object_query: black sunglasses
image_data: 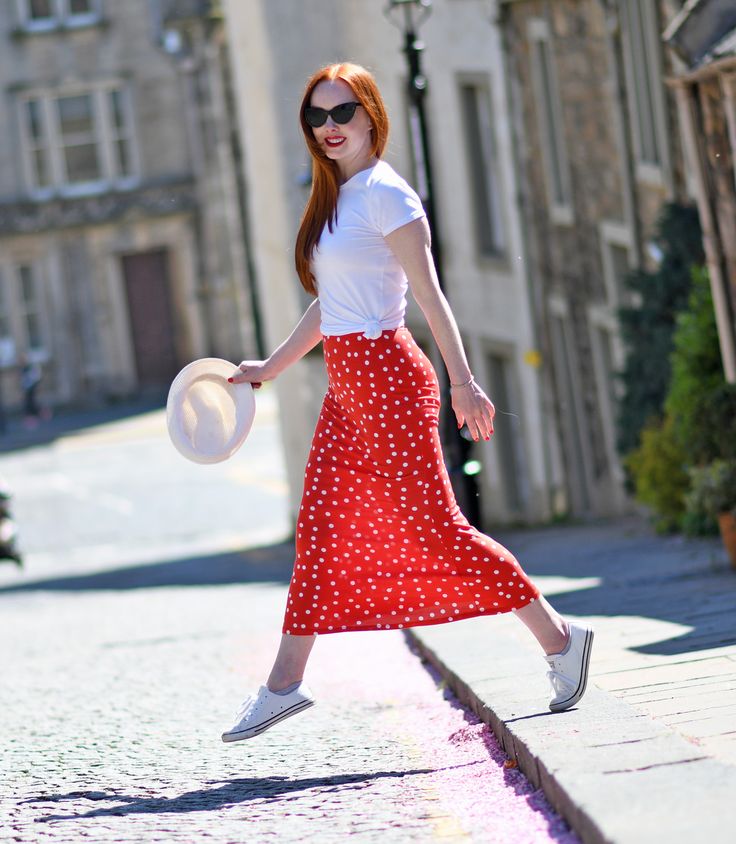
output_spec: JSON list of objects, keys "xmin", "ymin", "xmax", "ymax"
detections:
[{"xmin": 304, "ymin": 101, "xmax": 361, "ymax": 128}]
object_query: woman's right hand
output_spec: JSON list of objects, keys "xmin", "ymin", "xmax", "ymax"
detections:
[{"xmin": 228, "ymin": 359, "xmax": 275, "ymax": 388}]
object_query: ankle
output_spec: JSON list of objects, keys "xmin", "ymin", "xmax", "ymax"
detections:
[
  {"xmin": 544, "ymin": 620, "xmax": 570, "ymax": 656},
  {"xmin": 267, "ymin": 676, "xmax": 303, "ymax": 693}
]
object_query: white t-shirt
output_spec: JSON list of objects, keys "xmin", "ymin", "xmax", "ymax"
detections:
[{"xmin": 313, "ymin": 160, "xmax": 426, "ymax": 339}]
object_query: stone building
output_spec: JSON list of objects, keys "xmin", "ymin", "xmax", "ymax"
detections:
[
  {"xmin": 498, "ymin": 0, "xmax": 692, "ymax": 516},
  {"xmin": 0, "ymin": 0, "xmax": 259, "ymax": 412},
  {"xmin": 223, "ymin": 0, "xmax": 554, "ymax": 526}
]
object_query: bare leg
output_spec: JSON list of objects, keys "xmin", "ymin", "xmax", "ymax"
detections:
[
  {"xmin": 267, "ymin": 634, "xmax": 317, "ymax": 691},
  {"xmin": 515, "ymin": 595, "xmax": 569, "ymax": 655}
]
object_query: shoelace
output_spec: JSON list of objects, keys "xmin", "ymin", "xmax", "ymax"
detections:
[
  {"xmin": 235, "ymin": 694, "xmax": 257, "ymax": 720},
  {"xmin": 546, "ymin": 669, "xmax": 574, "ymax": 694}
]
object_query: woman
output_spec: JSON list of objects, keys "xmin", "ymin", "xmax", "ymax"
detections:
[{"xmin": 223, "ymin": 63, "xmax": 593, "ymax": 743}]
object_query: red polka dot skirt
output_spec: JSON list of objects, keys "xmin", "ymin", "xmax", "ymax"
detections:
[{"xmin": 283, "ymin": 328, "xmax": 540, "ymax": 635}]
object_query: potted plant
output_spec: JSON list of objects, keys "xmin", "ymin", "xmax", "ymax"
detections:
[{"xmin": 687, "ymin": 460, "xmax": 736, "ymax": 568}]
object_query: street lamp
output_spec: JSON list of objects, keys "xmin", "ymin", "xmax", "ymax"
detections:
[
  {"xmin": 384, "ymin": 1, "xmax": 438, "ymax": 270},
  {"xmin": 384, "ymin": 0, "xmax": 483, "ymax": 528}
]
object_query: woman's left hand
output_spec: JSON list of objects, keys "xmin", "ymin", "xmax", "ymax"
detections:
[{"xmin": 451, "ymin": 380, "xmax": 495, "ymax": 441}]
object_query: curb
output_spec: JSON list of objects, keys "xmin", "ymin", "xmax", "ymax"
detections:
[
  {"xmin": 407, "ymin": 620, "xmax": 736, "ymax": 844},
  {"xmin": 407, "ymin": 628, "xmax": 607, "ymax": 843}
]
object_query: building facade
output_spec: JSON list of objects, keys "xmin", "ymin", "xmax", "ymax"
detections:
[
  {"xmin": 498, "ymin": 0, "xmax": 691, "ymax": 516},
  {"xmin": 0, "ymin": 0, "xmax": 259, "ymax": 412}
]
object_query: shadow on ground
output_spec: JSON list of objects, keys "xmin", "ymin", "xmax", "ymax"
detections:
[
  {"xmin": 3, "ymin": 516, "xmax": 734, "ymax": 660},
  {"xmin": 0, "ymin": 394, "xmax": 166, "ymax": 455},
  {"xmin": 0, "ymin": 541, "xmax": 295, "ymax": 594},
  {"xmin": 27, "ymin": 768, "xmax": 442, "ymax": 820},
  {"xmin": 497, "ymin": 518, "xmax": 736, "ymax": 657}
]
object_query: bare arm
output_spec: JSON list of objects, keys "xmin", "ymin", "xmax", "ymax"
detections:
[
  {"xmin": 385, "ymin": 217, "xmax": 495, "ymax": 441},
  {"xmin": 229, "ymin": 297, "xmax": 323, "ymax": 386}
]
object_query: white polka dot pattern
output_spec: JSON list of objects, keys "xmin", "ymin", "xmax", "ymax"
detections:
[{"xmin": 282, "ymin": 328, "xmax": 540, "ymax": 635}]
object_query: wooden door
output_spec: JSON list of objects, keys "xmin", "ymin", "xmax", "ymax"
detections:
[{"xmin": 121, "ymin": 249, "xmax": 179, "ymax": 388}]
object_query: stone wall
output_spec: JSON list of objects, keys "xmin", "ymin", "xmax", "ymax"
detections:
[{"xmin": 499, "ymin": 0, "xmax": 691, "ymax": 515}]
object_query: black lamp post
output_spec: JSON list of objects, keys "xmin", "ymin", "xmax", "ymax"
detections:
[
  {"xmin": 384, "ymin": 1, "xmax": 440, "ymax": 272},
  {"xmin": 384, "ymin": 0, "xmax": 483, "ymax": 528}
]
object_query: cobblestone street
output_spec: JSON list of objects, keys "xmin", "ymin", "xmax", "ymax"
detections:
[{"xmin": 0, "ymin": 397, "xmax": 578, "ymax": 843}]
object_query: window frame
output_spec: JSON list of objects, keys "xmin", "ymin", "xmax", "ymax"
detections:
[
  {"xmin": 528, "ymin": 18, "xmax": 574, "ymax": 226},
  {"xmin": 458, "ymin": 75, "xmax": 507, "ymax": 259},
  {"xmin": 618, "ymin": 0, "xmax": 672, "ymax": 187},
  {"xmin": 0, "ymin": 258, "xmax": 51, "ymax": 363},
  {"xmin": 17, "ymin": 264, "xmax": 46, "ymax": 354},
  {"xmin": 17, "ymin": 82, "xmax": 139, "ymax": 199},
  {"xmin": 598, "ymin": 220, "xmax": 634, "ymax": 308},
  {"xmin": 548, "ymin": 294, "xmax": 594, "ymax": 512},
  {"xmin": 587, "ymin": 303, "xmax": 626, "ymax": 485},
  {"xmin": 16, "ymin": 0, "xmax": 101, "ymax": 31},
  {"xmin": 0, "ymin": 270, "xmax": 14, "ymax": 356},
  {"xmin": 55, "ymin": 92, "xmax": 103, "ymax": 187},
  {"xmin": 484, "ymin": 349, "xmax": 528, "ymax": 515}
]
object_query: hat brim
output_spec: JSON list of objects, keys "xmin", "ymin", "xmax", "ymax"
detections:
[{"xmin": 166, "ymin": 358, "xmax": 255, "ymax": 464}]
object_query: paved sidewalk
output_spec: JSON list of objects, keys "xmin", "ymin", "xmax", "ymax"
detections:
[{"xmin": 409, "ymin": 518, "xmax": 736, "ymax": 844}]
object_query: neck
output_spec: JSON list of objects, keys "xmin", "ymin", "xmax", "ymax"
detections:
[{"xmin": 339, "ymin": 155, "xmax": 379, "ymax": 184}]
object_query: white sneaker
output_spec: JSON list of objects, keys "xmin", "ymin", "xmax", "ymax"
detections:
[
  {"xmin": 545, "ymin": 623, "xmax": 594, "ymax": 712},
  {"xmin": 221, "ymin": 683, "xmax": 315, "ymax": 743}
]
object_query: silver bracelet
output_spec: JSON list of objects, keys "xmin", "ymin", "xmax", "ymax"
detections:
[{"xmin": 450, "ymin": 375, "xmax": 474, "ymax": 389}]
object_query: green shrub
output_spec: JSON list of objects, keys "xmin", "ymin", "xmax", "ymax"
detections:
[
  {"xmin": 665, "ymin": 265, "xmax": 725, "ymax": 459},
  {"xmin": 625, "ymin": 416, "xmax": 689, "ymax": 533},
  {"xmin": 689, "ymin": 382, "xmax": 736, "ymax": 465},
  {"xmin": 625, "ymin": 262, "xmax": 734, "ymax": 533},
  {"xmin": 682, "ymin": 467, "xmax": 719, "ymax": 537},
  {"xmin": 686, "ymin": 460, "xmax": 736, "ymax": 523}
]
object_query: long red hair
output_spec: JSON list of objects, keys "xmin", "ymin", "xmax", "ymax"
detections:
[{"xmin": 295, "ymin": 63, "xmax": 389, "ymax": 295}]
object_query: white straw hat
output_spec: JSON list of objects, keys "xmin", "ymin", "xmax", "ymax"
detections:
[{"xmin": 166, "ymin": 358, "xmax": 255, "ymax": 464}]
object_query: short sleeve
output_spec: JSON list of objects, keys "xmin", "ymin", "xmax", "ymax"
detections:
[{"xmin": 369, "ymin": 177, "xmax": 426, "ymax": 236}]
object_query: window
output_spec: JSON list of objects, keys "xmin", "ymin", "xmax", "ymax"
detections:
[
  {"xmin": 608, "ymin": 244, "xmax": 631, "ymax": 300},
  {"xmin": 599, "ymin": 221, "xmax": 634, "ymax": 306},
  {"xmin": 460, "ymin": 81, "xmax": 506, "ymax": 257},
  {"xmin": 0, "ymin": 274, "xmax": 15, "ymax": 367},
  {"xmin": 57, "ymin": 94, "xmax": 101, "ymax": 183},
  {"xmin": 548, "ymin": 298, "xmax": 593, "ymax": 513},
  {"xmin": 588, "ymin": 305, "xmax": 625, "ymax": 484},
  {"xmin": 528, "ymin": 20, "xmax": 573, "ymax": 224},
  {"xmin": 27, "ymin": 0, "xmax": 54, "ymax": 22},
  {"xmin": 25, "ymin": 100, "xmax": 51, "ymax": 189},
  {"xmin": 619, "ymin": 0, "xmax": 669, "ymax": 174},
  {"xmin": 487, "ymin": 354, "xmax": 524, "ymax": 513},
  {"xmin": 0, "ymin": 261, "xmax": 49, "ymax": 361},
  {"xmin": 108, "ymin": 90, "xmax": 134, "ymax": 178},
  {"xmin": 18, "ymin": 265, "xmax": 44, "ymax": 352},
  {"xmin": 596, "ymin": 325, "xmax": 619, "ymax": 411},
  {"xmin": 0, "ymin": 274, "xmax": 12, "ymax": 342},
  {"xmin": 20, "ymin": 85, "xmax": 137, "ymax": 195},
  {"xmin": 17, "ymin": 0, "xmax": 99, "ymax": 29}
]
